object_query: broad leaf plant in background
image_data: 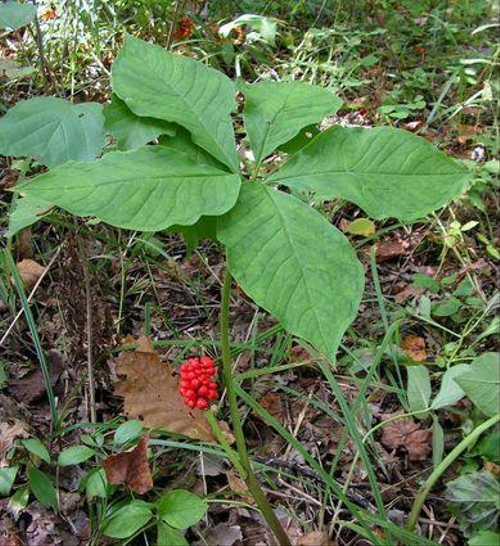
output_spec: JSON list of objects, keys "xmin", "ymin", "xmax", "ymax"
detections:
[{"xmin": 2, "ymin": 36, "xmax": 473, "ymax": 545}]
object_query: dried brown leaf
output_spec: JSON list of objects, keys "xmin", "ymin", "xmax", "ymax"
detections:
[
  {"xmin": 103, "ymin": 436, "xmax": 153, "ymax": 495},
  {"xmin": 0, "ymin": 420, "xmax": 29, "ymax": 464},
  {"xmin": 9, "ymin": 351, "xmax": 64, "ymax": 404},
  {"xmin": 199, "ymin": 523, "xmax": 243, "ymax": 546},
  {"xmin": 375, "ymin": 238, "xmax": 408, "ymax": 263},
  {"xmin": 381, "ymin": 419, "xmax": 431, "ymax": 461},
  {"xmin": 16, "ymin": 259, "xmax": 45, "ymax": 289},
  {"xmin": 114, "ymin": 337, "xmax": 215, "ymax": 442},
  {"xmin": 484, "ymin": 461, "xmax": 500, "ymax": 478},
  {"xmin": 258, "ymin": 392, "xmax": 285, "ymax": 423},
  {"xmin": 394, "ymin": 285, "xmax": 419, "ymax": 304},
  {"xmin": 227, "ymin": 470, "xmax": 253, "ymax": 504},
  {"xmin": 0, "ymin": 529, "xmax": 24, "ymax": 546},
  {"xmin": 402, "ymin": 336, "xmax": 427, "ymax": 362}
]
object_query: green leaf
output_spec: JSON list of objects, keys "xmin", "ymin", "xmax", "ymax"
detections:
[
  {"xmin": 241, "ymin": 81, "xmax": 341, "ymax": 164},
  {"xmin": 475, "ymin": 316, "xmax": 500, "ymax": 344},
  {"xmin": 412, "ymin": 273, "xmax": 440, "ymax": 293},
  {"xmin": 456, "ymin": 353, "xmax": 500, "ymax": 416},
  {"xmin": 432, "ymin": 297, "xmax": 462, "ymax": 317},
  {"xmin": 0, "ymin": 1, "xmax": 36, "ymax": 31},
  {"xmin": 0, "ymin": 98, "xmax": 105, "ymax": 168},
  {"xmin": 454, "ymin": 278, "xmax": 474, "ymax": 297},
  {"xmin": 157, "ymin": 521, "xmax": 189, "ymax": 546},
  {"xmin": 344, "ymin": 218, "xmax": 376, "ymax": 237},
  {"xmin": 0, "ymin": 362, "xmax": 7, "ymax": 389},
  {"xmin": 157, "ymin": 489, "xmax": 208, "ymax": 529},
  {"xmin": 7, "ymin": 194, "xmax": 52, "ymax": 237},
  {"xmin": 477, "ymin": 431, "xmax": 500, "ymax": 464},
  {"xmin": 22, "ymin": 438, "xmax": 51, "ymax": 463},
  {"xmin": 159, "ymin": 127, "xmax": 225, "ymax": 168},
  {"xmin": 58, "ymin": 445, "xmax": 95, "ymax": 466},
  {"xmin": 218, "ymin": 183, "xmax": 364, "ymax": 359},
  {"xmin": 446, "ymin": 471, "xmax": 499, "ymax": 534},
  {"xmin": 0, "ymin": 466, "xmax": 18, "ymax": 496},
  {"xmin": 269, "ymin": 126, "xmax": 469, "ymax": 221},
  {"xmin": 431, "ymin": 364, "xmax": 468, "ymax": 410},
  {"xmin": 104, "ymin": 95, "xmax": 175, "ymax": 150},
  {"xmin": 85, "ymin": 468, "xmax": 108, "ymax": 500},
  {"xmin": 8, "ymin": 486, "xmax": 29, "ymax": 517},
  {"xmin": 469, "ymin": 531, "xmax": 500, "ymax": 546},
  {"xmin": 406, "ymin": 366, "xmax": 431, "ymax": 415},
  {"xmin": 112, "ymin": 36, "xmax": 239, "ymax": 172},
  {"xmin": 27, "ymin": 464, "xmax": 57, "ymax": 509},
  {"xmin": 278, "ymin": 124, "xmax": 320, "ymax": 155},
  {"xmin": 169, "ymin": 216, "xmax": 217, "ymax": 253},
  {"xmin": 113, "ymin": 420, "xmax": 143, "ymax": 447},
  {"xmin": 0, "ymin": 57, "xmax": 34, "ymax": 80},
  {"xmin": 432, "ymin": 416, "xmax": 444, "ymax": 467},
  {"xmin": 103, "ymin": 500, "xmax": 153, "ymax": 539},
  {"xmin": 20, "ymin": 146, "xmax": 241, "ymax": 232}
]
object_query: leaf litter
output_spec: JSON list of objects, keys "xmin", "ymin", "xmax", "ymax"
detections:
[
  {"xmin": 103, "ymin": 436, "xmax": 153, "ymax": 494},
  {"xmin": 113, "ymin": 336, "xmax": 220, "ymax": 442}
]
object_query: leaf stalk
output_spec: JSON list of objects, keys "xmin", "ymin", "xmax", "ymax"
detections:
[{"xmin": 220, "ymin": 264, "xmax": 291, "ymax": 546}]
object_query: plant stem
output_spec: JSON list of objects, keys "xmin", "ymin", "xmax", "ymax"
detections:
[
  {"xmin": 407, "ymin": 413, "xmax": 500, "ymax": 531},
  {"xmin": 220, "ymin": 266, "xmax": 291, "ymax": 546}
]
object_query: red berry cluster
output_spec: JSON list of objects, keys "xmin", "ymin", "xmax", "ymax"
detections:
[{"xmin": 179, "ymin": 357, "xmax": 219, "ymax": 410}]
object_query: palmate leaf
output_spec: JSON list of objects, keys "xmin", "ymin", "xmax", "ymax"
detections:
[
  {"xmin": 104, "ymin": 95, "xmax": 176, "ymax": 150},
  {"xmin": 112, "ymin": 36, "xmax": 239, "ymax": 172},
  {"xmin": 218, "ymin": 183, "xmax": 364, "ymax": 359},
  {"xmin": 242, "ymin": 81, "xmax": 341, "ymax": 164},
  {"xmin": 0, "ymin": 97, "xmax": 105, "ymax": 168},
  {"xmin": 269, "ymin": 126, "xmax": 470, "ymax": 221},
  {"xmin": 19, "ymin": 146, "xmax": 241, "ymax": 232}
]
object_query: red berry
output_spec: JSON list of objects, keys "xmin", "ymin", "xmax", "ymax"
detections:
[
  {"xmin": 208, "ymin": 389, "xmax": 218, "ymax": 400},
  {"xmin": 198, "ymin": 385, "xmax": 209, "ymax": 397},
  {"xmin": 178, "ymin": 356, "xmax": 219, "ymax": 410},
  {"xmin": 196, "ymin": 398, "xmax": 209, "ymax": 410}
]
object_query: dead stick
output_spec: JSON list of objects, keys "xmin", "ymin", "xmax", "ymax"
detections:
[{"xmin": 81, "ymin": 240, "xmax": 96, "ymax": 423}]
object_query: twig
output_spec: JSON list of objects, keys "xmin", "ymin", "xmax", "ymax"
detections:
[{"xmin": 81, "ymin": 240, "xmax": 96, "ymax": 424}]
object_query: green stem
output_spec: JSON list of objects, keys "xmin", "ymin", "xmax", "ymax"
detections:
[
  {"xmin": 407, "ymin": 413, "xmax": 500, "ymax": 531},
  {"xmin": 220, "ymin": 266, "xmax": 291, "ymax": 546},
  {"xmin": 206, "ymin": 411, "xmax": 247, "ymax": 478}
]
